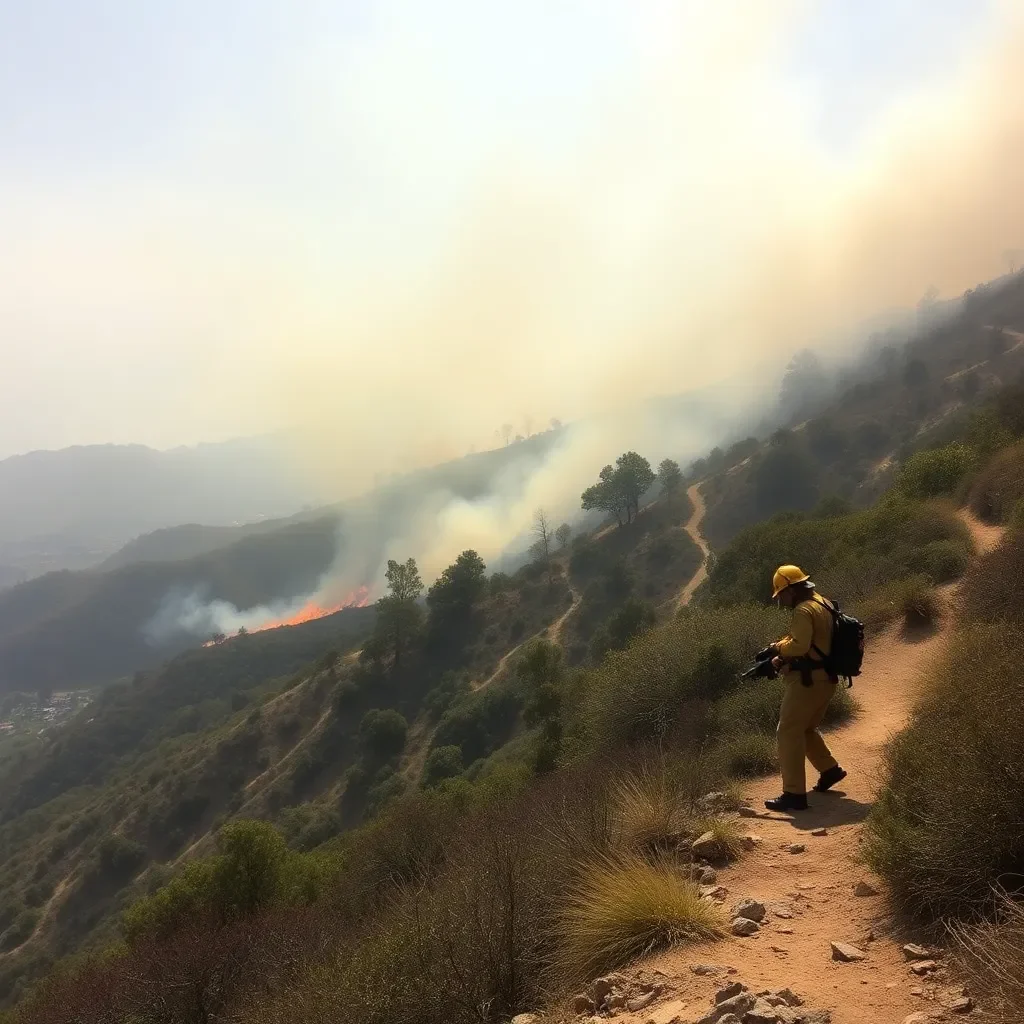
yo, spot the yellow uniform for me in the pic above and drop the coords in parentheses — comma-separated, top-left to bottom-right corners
(775, 595, 840, 795)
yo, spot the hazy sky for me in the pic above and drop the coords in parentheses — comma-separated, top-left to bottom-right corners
(2, 0, 1020, 478)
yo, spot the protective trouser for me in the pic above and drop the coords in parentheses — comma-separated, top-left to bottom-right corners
(777, 670, 839, 794)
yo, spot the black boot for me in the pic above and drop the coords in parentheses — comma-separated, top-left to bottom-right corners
(764, 792, 808, 812)
(814, 765, 848, 793)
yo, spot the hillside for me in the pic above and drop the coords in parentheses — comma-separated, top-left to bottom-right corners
(0, 516, 342, 693)
(6, 277, 1024, 1020)
(0, 437, 321, 586)
(698, 273, 1024, 547)
(0, 431, 577, 693)
(0, 481, 707, 1005)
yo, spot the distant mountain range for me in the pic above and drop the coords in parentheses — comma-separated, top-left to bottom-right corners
(0, 436, 325, 588)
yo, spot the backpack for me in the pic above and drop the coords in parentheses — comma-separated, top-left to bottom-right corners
(812, 597, 865, 688)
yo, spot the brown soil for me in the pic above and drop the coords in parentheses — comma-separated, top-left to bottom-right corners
(608, 512, 1003, 1024)
(676, 482, 709, 610)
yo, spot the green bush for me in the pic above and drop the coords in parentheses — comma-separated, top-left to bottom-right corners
(581, 605, 785, 746)
(423, 745, 463, 787)
(704, 495, 969, 607)
(121, 820, 322, 941)
(359, 709, 409, 761)
(866, 624, 1024, 920)
(716, 732, 777, 778)
(908, 539, 969, 583)
(897, 442, 976, 499)
(853, 573, 940, 631)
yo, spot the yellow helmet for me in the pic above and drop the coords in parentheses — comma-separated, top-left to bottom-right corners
(772, 564, 810, 599)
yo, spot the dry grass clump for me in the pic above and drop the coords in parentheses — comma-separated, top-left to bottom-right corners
(682, 815, 744, 861)
(952, 891, 1024, 1024)
(610, 771, 684, 856)
(555, 855, 721, 982)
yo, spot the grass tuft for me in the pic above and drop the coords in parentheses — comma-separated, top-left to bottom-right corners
(556, 855, 721, 981)
(610, 771, 683, 855)
(683, 815, 744, 861)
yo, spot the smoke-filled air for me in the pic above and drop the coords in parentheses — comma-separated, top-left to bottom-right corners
(4, 0, 1024, 634)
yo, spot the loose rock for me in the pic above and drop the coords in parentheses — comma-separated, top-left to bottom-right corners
(732, 899, 767, 923)
(512, 1015, 540, 1024)
(571, 993, 596, 1014)
(625, 991, 657, 1012)
(811, 827, 828, 836)
(787, 843, 806, 854)
(830, 941, 867, 962)
(694, 993, 756, 1024)
(691, 965, 721, 976)
(606, 993, 626, 1010)
(853, 881, 879, 897)
(903, 943, 932, 960)
(715, 982, 746, 1003)
(693, 832, 724, 858)
(700, 867, 719, 884)
(701, 885, 728, 901)
(743, 999, 783, 1023)
(731, 917, 760, 936)
(911, 961, 938, 976)
(589, 978, 614, 1005)
(773, 988, 803, 1006)
(737, 806, 761, 818)
(803, 1013, 832, 1024)
(742, 834, 765, 850)
(950, 996, 973, 1013)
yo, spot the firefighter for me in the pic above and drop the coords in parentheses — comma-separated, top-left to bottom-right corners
(764, 565, 847, 812)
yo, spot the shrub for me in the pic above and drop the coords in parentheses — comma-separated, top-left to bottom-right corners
(96, 834, 146, 878)
(899, 578, 940, 629)
(716, 732, 777, 778)
(908, 539, 969, 583)
(854, 573, 938, 630)
(359, 709, 409, 761)
(704, 495, 969, 607)
(953, 891, 1024, 1024)
(583, 605, 785, 746)
(555, 856, 721, 982)
(960, 530, 1024, 626)
(866, 624, 1024, 920)
(423, 745, 463, 787)
(969, 439, 1024, 523)
(122, 820, 321, 942)
(898, 442, 976, 499)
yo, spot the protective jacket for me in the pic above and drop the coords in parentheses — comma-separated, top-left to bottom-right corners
(776, 594, 835, 684)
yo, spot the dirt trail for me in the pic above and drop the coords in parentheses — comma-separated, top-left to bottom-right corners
(676, 482, 710, 610)
(612, 511, 1003, 1024)
(0, 873, 74, 960)
(472, 588, 581, 692)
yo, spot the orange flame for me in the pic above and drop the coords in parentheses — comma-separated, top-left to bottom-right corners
(203, 586, 372, 646)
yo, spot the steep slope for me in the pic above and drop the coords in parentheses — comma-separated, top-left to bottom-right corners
(602, 513, 1002, 1024)
(699, 271, 1024, 547)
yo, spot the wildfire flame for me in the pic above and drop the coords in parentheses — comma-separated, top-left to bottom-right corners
(203, 586, 372, 646)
